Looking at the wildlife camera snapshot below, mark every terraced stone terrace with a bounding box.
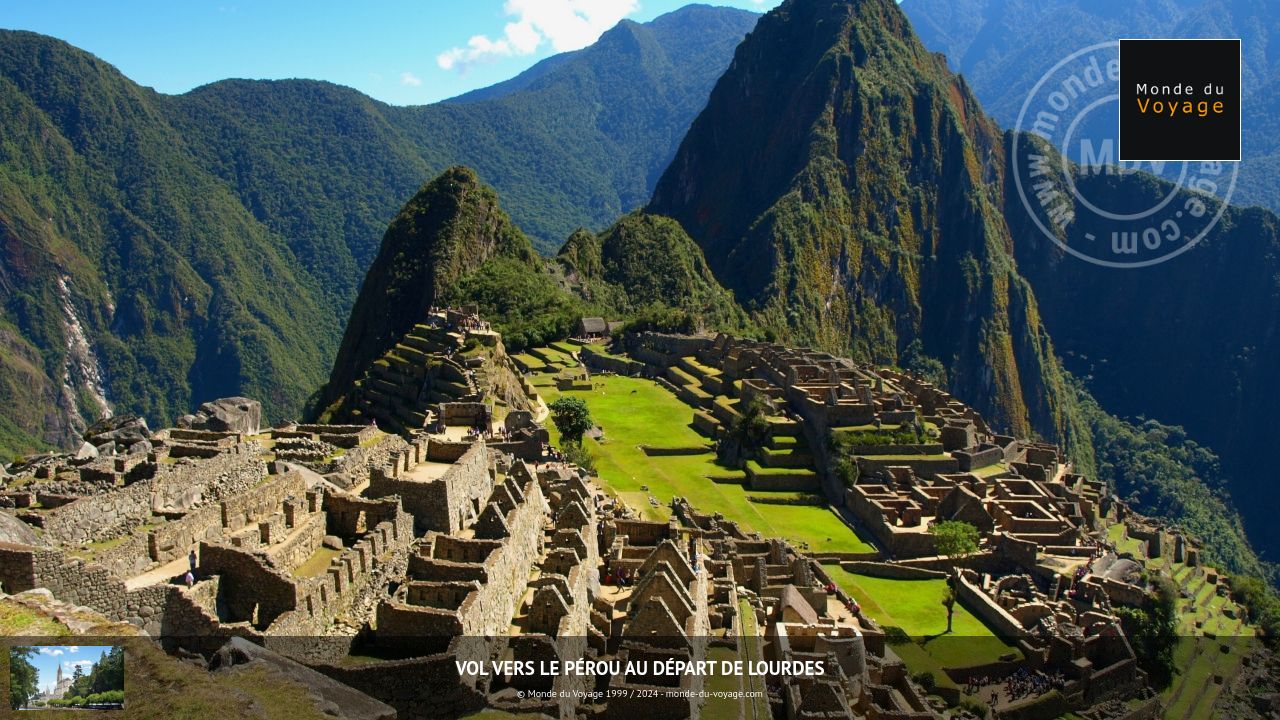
[1106,522,1256,720]
[822,564,1020,694]
[533,372,874,555]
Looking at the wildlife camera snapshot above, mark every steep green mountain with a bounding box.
[640,0,1271,573]
[0,6,756,455]
[1070,378,1269,580]
[1002,138,1280,560]
[316,170,752,418]
[899,0,1280,211]
[556,212,754,333]
[315,167,543,416]
[0,32,338,456]
[649,0,1089,459]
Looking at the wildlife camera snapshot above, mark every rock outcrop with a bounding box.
[178,397,263,435]
[81,414,152,455]
[211,637,396,720]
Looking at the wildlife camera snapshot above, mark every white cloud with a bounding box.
[38,648,63,656]
[437,0,638,72]
[63,660,94,670]
[400,71,422,87]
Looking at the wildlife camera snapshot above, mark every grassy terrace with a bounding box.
[538,374,873,554]
[1100,519,1254,720]
[823,564,1019,688]
[969,462,1009,478]
[292,546,342,579]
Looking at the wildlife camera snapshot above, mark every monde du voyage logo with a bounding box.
[1012,38,1241,268]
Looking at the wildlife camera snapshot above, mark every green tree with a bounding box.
[549,397,594,445]
[9,647,38,710]
[930,520,980,633]
[932,520,980,566]
[900,339,948,388]
[89,646,124,694]
[1116,576,1179,688]
[67,663,88,699]
[721,394,771,466]
[561,440,596,473]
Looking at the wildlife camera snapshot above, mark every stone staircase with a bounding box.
[348,325,481,434]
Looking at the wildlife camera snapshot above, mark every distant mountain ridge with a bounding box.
[899,0,1280,211]
[898,0,1280,561]
[0,5,757,457]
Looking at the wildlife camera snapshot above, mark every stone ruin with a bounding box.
[0,312,1210,719]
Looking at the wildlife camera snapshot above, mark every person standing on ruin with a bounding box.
[189,549,197,573]
[184,570,194,588]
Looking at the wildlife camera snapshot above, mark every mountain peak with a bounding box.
[315,166,537,414]
[649,0,1083,451]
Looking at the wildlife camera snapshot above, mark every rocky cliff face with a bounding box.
[649,0,1086,454]
[316,167,540,414]
[1003,140,1280,553]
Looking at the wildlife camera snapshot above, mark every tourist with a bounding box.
[189,549,197,572]
[184,570,194,588]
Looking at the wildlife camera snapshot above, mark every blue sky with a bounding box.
[24,645,112,696]
[3,1,782,105]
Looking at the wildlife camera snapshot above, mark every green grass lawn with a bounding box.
[1106,522,1146,557]
[822,565,1019,670]
[511,353,546,372]
[969,462,1008,478]
[292,546,341,578]
[540,375,873,554]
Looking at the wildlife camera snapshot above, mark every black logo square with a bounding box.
[1119,38,1240,161]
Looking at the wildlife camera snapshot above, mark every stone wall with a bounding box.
[0,541,269,649]
[955,572,1024,639]
[955,445,1005,471]
[324,493,405,538]
[278,506,414,635]
[331,433,409,487]
[33,549,129,619]
[265,513,326,571]
[152,444,267,509]
[199,541,298,627]
[92,531,154,577]
[581,348,644,376]
[137,468,308,572]
[425,439,473,463]
[221,471,306,532]
[148,502,224,567]
[38,443,268,548]
[838,561,946,580]
[314,651,488,720]
[843,487,937,558]
[369,442,493,533]
[40,478,154,546]
[379,479,547,638]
